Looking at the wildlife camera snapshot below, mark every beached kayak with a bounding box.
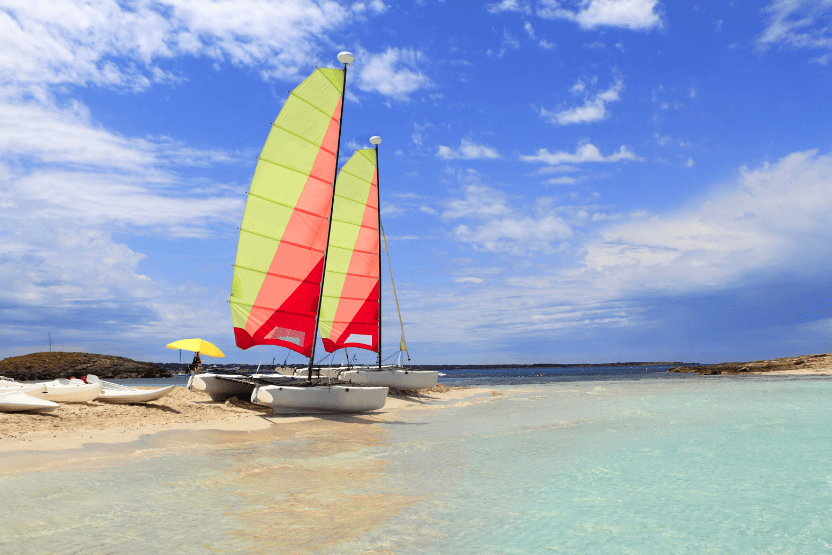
[86,375,175,404]
[0,389,60,412]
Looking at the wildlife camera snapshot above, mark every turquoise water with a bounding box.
[2,377,831,554]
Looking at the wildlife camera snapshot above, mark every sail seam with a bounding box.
[257,156,331,184]
[246,192,328,220]
[325,269,378,279]
[322,295,378,301]
[238,229,326,253]
[271,123,336,157]
[331,217,377,230]
[339,168,375,186]
[288,91,334,119]
[317,68,343,92]
[326,243,376,256]
[334,191,376,206]
[230,299,316,319]
[232,263,324,281]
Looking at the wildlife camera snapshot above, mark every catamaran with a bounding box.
[284,139,438,390]
[191,51,388,413]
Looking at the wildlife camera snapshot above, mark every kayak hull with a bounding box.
[0,390,60,412]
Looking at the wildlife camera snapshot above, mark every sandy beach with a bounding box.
[0,385,494,474]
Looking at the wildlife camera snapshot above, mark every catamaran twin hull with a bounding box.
[188,372,388,413]
[338,367,438,390]
[188,373,256,402]
[252,382,387,414]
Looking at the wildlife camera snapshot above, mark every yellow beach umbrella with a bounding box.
[166,338,225,358]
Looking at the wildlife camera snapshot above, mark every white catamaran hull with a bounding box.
[188,373,256,401]
[0,390,60,412]
[340,368,438,390]
[252,384,388,413]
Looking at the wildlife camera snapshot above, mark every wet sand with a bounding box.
[0,385,491,474]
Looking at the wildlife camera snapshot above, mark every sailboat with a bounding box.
[190,51,388,412]
[313,137,439,390]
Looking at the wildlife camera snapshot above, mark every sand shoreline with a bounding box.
[0,385,493,474]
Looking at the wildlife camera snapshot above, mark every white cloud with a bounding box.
[546,176,578,185]
[539,39,557,49]
[455,277,484,283]
[580,149,832,295]
[537,0,664,31]
[0,95,246,357]
[654,132,672,146]
[541,77,623,125]
[486,0,531,14]
[502,29,521,49]
[684,157,696,167]
[520,141,642,165]
[524,21,536,39]
[0,0,378,98]
[355,47,432,100]
[443,185,572,255]
[437,139,501,160]
[758,0,832,64]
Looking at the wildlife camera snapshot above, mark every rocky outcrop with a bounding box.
[0,352,172,381]
[669,353,831,375]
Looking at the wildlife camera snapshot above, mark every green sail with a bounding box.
[319,149,380,353]
[230,68,345,357]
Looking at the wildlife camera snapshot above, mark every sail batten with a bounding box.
[230,67,345,356]
[318,148,380,353]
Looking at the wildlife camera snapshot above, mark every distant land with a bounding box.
[180,361,693,372]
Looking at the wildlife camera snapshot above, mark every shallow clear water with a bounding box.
[2,376,831,554]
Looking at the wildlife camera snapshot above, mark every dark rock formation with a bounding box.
[668,353,830,375]
[0,352,172,381]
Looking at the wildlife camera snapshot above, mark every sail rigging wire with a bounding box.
[380,222,410,361]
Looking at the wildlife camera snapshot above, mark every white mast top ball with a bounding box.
[337,51,355,65]
[369,136,382,145]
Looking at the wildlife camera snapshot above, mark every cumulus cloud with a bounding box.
[758,0,832,64]
[486,0,531,14]
[442,184,572,255]
[437,139,501,160]
[537,0,664,31]
[540,76,623,125]
[354,47,432,100]
[0,0,383,98]
[0,97,245,357]
[520,141,642,165]
[580,149,832,295]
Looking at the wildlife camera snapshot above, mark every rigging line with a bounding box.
[381,221,409,359]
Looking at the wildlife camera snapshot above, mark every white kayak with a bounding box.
[27,379,102,403]
[86,375,175,404]
[0,389,60,412]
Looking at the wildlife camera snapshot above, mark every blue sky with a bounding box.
[1,0,831,365]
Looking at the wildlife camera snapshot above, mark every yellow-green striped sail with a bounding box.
[318,149,380,353]
[230,68,344,357]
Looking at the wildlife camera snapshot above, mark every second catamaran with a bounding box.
[190,51,388,412]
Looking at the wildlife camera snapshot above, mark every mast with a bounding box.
[306,51,354,382]
[370,136,383,371]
